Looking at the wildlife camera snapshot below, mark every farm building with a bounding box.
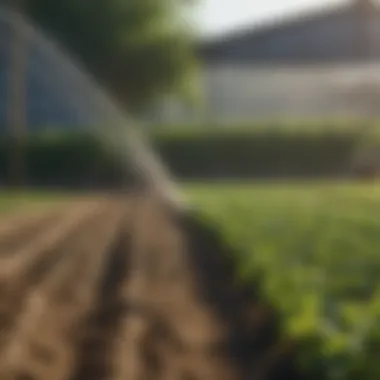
[2,1,380,128]
[156,0,380,124]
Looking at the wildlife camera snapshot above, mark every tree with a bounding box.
[25,0,197,112]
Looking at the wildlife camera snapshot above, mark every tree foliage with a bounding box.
[25,0,197,111]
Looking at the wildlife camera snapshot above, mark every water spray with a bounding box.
[3,5,185,209]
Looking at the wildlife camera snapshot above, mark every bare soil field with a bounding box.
[0,195,301,380]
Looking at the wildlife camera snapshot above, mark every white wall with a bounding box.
[201,63,380,123]
[150,63,380,125]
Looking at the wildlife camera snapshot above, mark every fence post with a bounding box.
[6,0,28,189]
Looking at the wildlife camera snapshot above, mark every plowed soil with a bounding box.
[0,195,301,380]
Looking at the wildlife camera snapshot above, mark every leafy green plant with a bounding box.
[186,183,380,379]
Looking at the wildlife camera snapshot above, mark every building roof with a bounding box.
[199,0,380,64]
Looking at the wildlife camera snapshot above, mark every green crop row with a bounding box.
[186,182,380,379]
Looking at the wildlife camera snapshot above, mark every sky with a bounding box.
[196,0,346,37]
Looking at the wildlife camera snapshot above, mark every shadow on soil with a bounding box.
[178,210,303,380]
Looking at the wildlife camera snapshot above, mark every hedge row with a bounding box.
[0,134,128,188]
[152,129,367,179]
[0,127,376,186]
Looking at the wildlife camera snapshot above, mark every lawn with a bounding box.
[184,182,380,379]
[0,190,70,214]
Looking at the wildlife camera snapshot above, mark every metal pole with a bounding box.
[6,0,27,189]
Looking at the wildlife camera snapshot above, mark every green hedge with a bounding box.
[0,126,377,186]
[152,128,371,179]
[0,133,127,188]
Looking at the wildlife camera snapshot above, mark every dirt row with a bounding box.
[0,196,302,380]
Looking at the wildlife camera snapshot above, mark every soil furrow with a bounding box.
[69,202,134,380]
[113,197,237,380]
[0,201,108,354]
[0,204,125,380]
[181,212,301,380]
[0,207,73,255]
[0,196,302,380]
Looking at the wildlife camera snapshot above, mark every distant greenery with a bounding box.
[26,0,198,111]
[0,133,126,187]
[151,124,378,179]
[153,119,380,135]
[1,122,380,185]
[185,182,380,379]
[0,191,65,213]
